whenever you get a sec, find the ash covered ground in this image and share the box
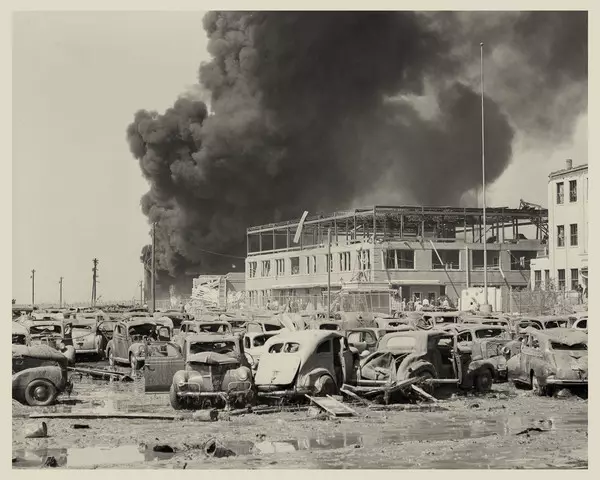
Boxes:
[12,361,587,469]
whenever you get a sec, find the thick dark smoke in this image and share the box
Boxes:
[127,11,587,279]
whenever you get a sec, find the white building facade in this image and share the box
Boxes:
[531,160,588,293]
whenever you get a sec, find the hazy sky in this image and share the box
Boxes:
[12,11,587,304]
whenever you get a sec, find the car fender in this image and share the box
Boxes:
[172,369,189,386]
[299,367,335,388]
[128,342,145,358]
[397,354,434,380]
[12,366,65,394]
[106,339,114,354]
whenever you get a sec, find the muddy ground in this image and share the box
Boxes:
[13,360,588,469]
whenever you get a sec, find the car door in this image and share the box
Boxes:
[113,324,126,360]
[340,336,356,383]
[144,342,185,393]
[448,334,463,383]
[518,334,533,383]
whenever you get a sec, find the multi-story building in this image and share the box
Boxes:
[530,160,588,293]
[245,205,548,314]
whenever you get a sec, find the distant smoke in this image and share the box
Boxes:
[127,11,587,277]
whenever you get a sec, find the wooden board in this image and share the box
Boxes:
[305,395,356,417]
[30,412,178,420]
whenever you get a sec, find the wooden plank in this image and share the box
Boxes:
[340,386,376,406]
[30,412,177,420]
[410,384,438,403]
[326,395,357,415]
[305,395,355,417]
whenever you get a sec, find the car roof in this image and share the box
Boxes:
[523,327,587,344]
[263,329,342,347]
[185,333,241,343]
[12,344,67,362]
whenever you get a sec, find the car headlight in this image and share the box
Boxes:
[177,381,186,388]
[235,367,249,381]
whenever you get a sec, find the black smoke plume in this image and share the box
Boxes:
[127,11,587,279]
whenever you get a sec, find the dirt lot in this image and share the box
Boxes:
[12,362,588,469]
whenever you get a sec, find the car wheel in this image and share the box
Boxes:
[169,384,183,410]
[107,348,115,367]
[531,374,548,396]
[410,368,435,395]
[314,375,337,396]
[475,369,493,393]
[24,379,58,407]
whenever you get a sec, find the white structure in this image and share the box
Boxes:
[531,160,588,293]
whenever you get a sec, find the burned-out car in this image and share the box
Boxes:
[71,313,112,357]
[12,322,31,346]
[143,334,254,410]
[19,319,75,365]
[254,330,359,397]
[242,330,280,368]
[507,328,588,396]
[12,345,73,406]
[345,327,411,356]
[106,317,172,370]
[358,330,503,394]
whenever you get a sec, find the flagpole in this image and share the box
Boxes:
[480,42,490,312]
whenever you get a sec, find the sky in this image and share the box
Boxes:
[11,11,587,305]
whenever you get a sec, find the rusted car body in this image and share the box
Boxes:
[143,334,254,410]
[174,320,234,349]
[345,327,411,355]
[254,331,359,397]
[358,330,500,393]
[568,314,588,333]
[71,311,112,356]
[512,316,570,335]
[507,328,588,395]
[12,322,31,345]
[19,319,75,364]
[153,310,192,332]
[12,345,72,406]
[106,317,173,370]
[242,330,281,368]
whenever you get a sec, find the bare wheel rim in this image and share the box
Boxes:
[33,385,50,401]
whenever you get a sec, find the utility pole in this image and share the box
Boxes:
[327,228,331,319]
[151,222,156,314]
[138,280,144,306]
[91,258,99,307]
[480,42,490,313]
[30,269,36,307]
[59,277,63,308]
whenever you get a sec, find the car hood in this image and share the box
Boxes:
[255,354,301,386]
[188,352,240,366]
[553,350,587,372]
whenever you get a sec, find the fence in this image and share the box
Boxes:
[508,287,586,316]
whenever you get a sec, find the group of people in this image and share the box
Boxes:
[399,295,451,312]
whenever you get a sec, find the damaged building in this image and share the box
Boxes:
[245,205,549,314]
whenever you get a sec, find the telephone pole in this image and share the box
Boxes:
[91,258,99,307]
[151,223,156,314]
[480,42,490,313]
[138,280,144,306]
[59,277,63,308]
[30,269,36,307]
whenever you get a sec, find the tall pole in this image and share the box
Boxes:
[91,258,99,307]
[480,42,489,310]
[151,222,156,314]
[31,269,36,307]
[327,228,331,319]
[139,280,144,306]
[59,277,63,308]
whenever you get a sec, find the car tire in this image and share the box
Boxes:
[314,375,336,396]
[531,373,548,396]
[475,369,493,393]
[169,384,183,410]
[24,379,58,407]
[410,368,435,395]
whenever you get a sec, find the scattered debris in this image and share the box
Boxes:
[68,366,134,382]
[43,456,58,468]
[191,409,218,422]
[30,412,178,420]
[470,403,481,409]
[25,421,48,438]
[306,394,356,417]
[71,424,90,429]
[516,427,547,435]
[410,384,438,403]
[153,445,175,453]
[204,438,236,458]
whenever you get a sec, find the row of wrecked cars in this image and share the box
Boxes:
[11,305,587,410]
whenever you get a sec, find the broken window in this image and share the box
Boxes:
[569,180,577,202]
[432,250,460,270]
[558,269,566,290]
[384,249,415,269]
[248,261,257,278]
[472,250,499,269]
[338,252,351,271]
[290,257,299,275]
[325,253,333,272]
[534,270,542,289]
[570,224,578,246]
[557,225,565,247]
[556,181,564,204]
[571,269,579,290]
[358,250,371,270]
[550,342,587,351]
[316,340,331,354]
[261,260,271,277]
[275,259,285,276]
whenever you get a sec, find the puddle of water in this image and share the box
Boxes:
[13,445,175,468]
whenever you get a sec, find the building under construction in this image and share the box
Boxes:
[245,204,548,313]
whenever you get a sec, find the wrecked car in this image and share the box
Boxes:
[19,319,75,365]
[358,330,501,394]
[507,328,588,396]
[106,318,172,370]
[12,322,31,346]
[242,330,280,368]
[12,344,73,406]
[254,330,359,397]
[345,327,411,356]
[143,333,254,410]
